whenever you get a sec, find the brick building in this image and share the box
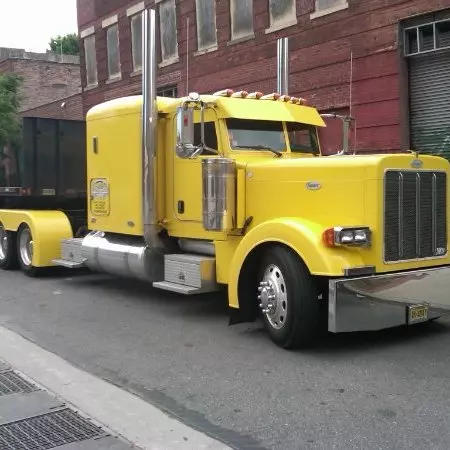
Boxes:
[0,48,83,120]
[77,0,450,156]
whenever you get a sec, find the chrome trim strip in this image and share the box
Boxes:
[398,172,404,259]
[416,172,420,257]
[432,173,437,254]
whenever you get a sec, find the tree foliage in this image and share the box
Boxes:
[0,73,22,150]
[49,33,80,56]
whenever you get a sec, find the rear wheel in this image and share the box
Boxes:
[17,225,41,277]
[0,223,18,270]
[257,245,321,349]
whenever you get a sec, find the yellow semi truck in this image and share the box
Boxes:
[0,8,450,349]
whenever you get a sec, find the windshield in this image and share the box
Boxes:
[226,119,287,152]
[225,119,320,155]
[286,122,320,155]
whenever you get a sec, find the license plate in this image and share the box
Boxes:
[408,305,429,324]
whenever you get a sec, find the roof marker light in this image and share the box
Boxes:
[213,89,234,97]
[231,90,249,98]
[247,91,263,99]
[279,95,291,102]
[260,92,281,101]
[290,97,299,104]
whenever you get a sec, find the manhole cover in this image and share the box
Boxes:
[0,372,37,397]
[0,408,106,449]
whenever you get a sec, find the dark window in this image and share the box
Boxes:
[286,122,319,155]
[159,0,178,62]
[230,0,253,40]
[419,24,434,52]
[194,122,218,155]
[268,0,296,28]
[157,86,178,97]
[106,24,120,78]
[226,119,287,151]
[131,12,143,71]
[195,0,217,50]
[405,28,419,55]
[437,20,450,49]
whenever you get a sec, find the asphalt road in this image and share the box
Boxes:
[0,269,449,450]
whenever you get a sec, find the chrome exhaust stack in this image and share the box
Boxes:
[277,37,289,95]
[142,8,163,248]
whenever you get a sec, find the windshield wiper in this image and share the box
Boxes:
[233,145,283,157]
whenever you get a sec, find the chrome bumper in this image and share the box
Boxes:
[328,265,450,333]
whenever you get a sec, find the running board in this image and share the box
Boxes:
[152,253,219,295]
[52,259,84,269]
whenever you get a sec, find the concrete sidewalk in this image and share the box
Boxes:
[0,325,231,450]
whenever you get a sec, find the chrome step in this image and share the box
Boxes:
[152,281,217,294]
[52,259,85,269]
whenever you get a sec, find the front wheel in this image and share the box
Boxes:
[257,245,322,349]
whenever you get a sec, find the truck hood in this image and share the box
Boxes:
[240,152,450,229]
[241,152,448,183]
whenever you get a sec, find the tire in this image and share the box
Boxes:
[0,222,18,270]
[17,225,42,277]
[257,245,321,349]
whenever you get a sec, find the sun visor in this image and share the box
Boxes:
[215,97,326,127]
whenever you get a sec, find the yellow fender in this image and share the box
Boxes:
[0,210,73,267]
[227,217,366,309]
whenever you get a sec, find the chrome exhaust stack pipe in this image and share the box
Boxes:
[142,8,162,248]
[277,37,289,95]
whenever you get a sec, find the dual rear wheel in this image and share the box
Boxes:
[0,223,38,276]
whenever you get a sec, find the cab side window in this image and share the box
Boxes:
[194,121,218,155]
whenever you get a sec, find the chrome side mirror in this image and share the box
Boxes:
[176,106,197,158]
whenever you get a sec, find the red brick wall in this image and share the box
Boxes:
[0,58,81,113]
[78,0,450,153]
[21,93,83,121]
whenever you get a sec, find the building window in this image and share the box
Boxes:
[157,85,178,97]
[159,0,179,65]
[266,0,297,33]
[106,24,121,79]
[130,12,143,71]
[195,0,217,53]
[230,0,254,41]
[83,34,97,87]
[310,0,349,19]
[404,19,450,56]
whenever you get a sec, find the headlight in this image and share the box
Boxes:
[323,226,372,247]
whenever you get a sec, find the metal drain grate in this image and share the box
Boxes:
[0,408,105,450]
[0,372,37,397]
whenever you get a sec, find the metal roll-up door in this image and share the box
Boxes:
[409,52,450,160]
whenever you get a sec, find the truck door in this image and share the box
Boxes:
[173,113,220,223]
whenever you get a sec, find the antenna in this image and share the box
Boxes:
[349,50,356,154]
[186,17,189,95]
[349,51,353,117]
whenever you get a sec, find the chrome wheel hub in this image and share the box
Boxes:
[0,226,7,261]
[258,264,288,330]
[19,229,33,267]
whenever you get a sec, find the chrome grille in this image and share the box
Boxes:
[384,170,447,262]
